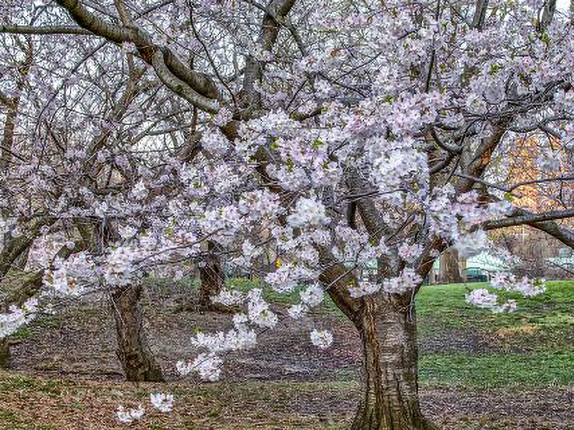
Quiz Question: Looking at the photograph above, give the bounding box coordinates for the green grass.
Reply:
[420,350,574,387]
[416,280,574,388]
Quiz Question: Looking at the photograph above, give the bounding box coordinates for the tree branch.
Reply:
[53,0,221,112]
[151,50,220,114]
[240,0,297,108]
[483,208,574,230]
[0,24,92,35]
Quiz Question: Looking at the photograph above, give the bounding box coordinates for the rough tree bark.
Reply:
[0,339,9,368]
[76,222,164,382]
[439,248,463,284]
[351,294,439,430]
[111,283,164,382]
[195,241,235,313]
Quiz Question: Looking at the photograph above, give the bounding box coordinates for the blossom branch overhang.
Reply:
[454,173,574,196]
[482,208,574,231]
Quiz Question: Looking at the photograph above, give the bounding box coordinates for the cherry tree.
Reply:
[3,1,574,429]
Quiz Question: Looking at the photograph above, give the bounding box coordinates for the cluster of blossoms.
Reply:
[191,325,258,354]
[371,145,429,195]
[427,186,512,258]
[332,226,388,266]
[348,280,381,298]
[178,283,334,381]
[103,246,138,286]
[116,405,145,424]
[43,253,95,296]
[246,289,279,328]
[490,273,547,297]
[348,268,423,298]
[466,273,546,313]
[265,264,299,293]
[310,329,334,349]
[176,353,223,382]
[287,283,324,318]
[176,289,273,381]
[150,392,174,413]
[211,288,244,307]
[286,197,329,228]
[0,298,39,339]
[116,392,173,424]
[465,289,517,313]
[398,243,424,264]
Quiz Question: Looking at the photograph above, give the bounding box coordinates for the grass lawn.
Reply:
[416,281,574,388]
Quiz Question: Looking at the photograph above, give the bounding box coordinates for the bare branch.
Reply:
[539,0,557,32]
[456,124,506,193]
[241,0,297,108]
[455,173,574,194]
[54,0,134,43]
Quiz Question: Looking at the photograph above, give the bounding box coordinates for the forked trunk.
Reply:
[351,296,438,430]
[111,284,164,382]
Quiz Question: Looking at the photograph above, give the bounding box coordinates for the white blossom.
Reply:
[300,284,324,307]
[398,243,423,263]
[176,360,193,376]
[191,353,223,381]
[211,289,243,307]
[287,197,329,228]
[288,303,308,319]
[116,405,145,424]
[310,329,333,349]
[150,393,173,413]
[104,246,137,286]
[381,268,422,294]
[454,230,489,258]
[465,288,517,313]
[348,281,381,298]
[131,181,149,200]
[247,289,278,328]
[0,298,38,339]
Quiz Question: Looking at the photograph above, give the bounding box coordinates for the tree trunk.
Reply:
[111,284,164,382]
[351,296,439,430]
[196,241,234,312]
[0,339,9,368]
[0,270,43,369]
[198,256,224,307]
[439,248,463,284]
